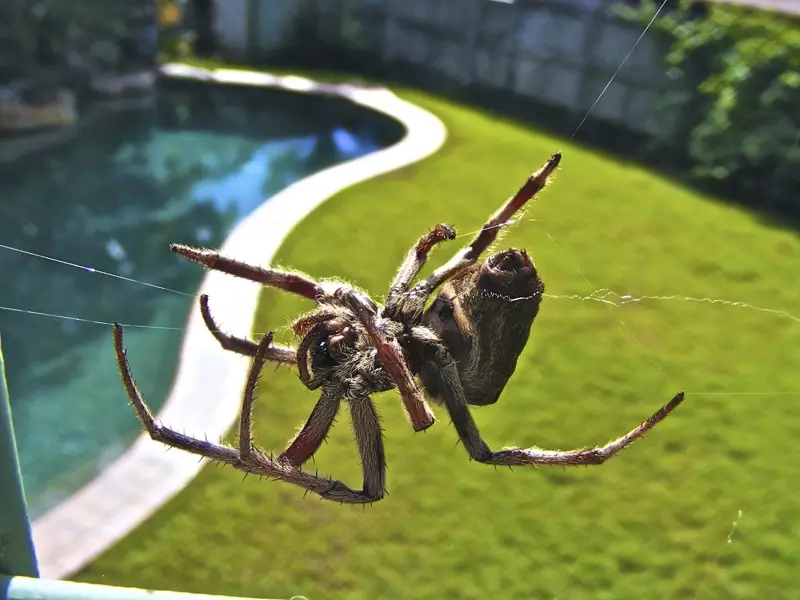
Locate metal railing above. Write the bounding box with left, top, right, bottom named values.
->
left=0, top=336, right=285, bottom=600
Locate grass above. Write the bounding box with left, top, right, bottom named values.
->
left=76, top=71, right=800, bottom=599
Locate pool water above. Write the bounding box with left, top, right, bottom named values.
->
left=0, top=78, right=403, bottom=518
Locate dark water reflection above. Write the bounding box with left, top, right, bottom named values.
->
left=0, top=79, right=403, bottom=517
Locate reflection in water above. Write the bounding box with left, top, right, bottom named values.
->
left=0, top=83, right=401, bottom=517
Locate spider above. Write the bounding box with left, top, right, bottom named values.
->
left=113, top=152, right=685, bottom=505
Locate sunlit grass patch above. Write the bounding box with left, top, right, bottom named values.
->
left=78, top=72, right=800, bottom=600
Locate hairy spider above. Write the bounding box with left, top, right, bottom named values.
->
left=113, top=152, right=685, bottom=504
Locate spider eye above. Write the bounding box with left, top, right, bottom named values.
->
left=311, top=340, right=331, bottom=370
left=437, top=300, right=454, bottom=319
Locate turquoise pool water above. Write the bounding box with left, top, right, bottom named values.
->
left=0, top=78, right=403, bottom=518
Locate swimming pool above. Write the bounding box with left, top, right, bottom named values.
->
left=0, top=76, right=404, bottom=518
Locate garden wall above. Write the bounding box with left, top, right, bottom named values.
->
left=210, top=0, right=799, bottom=221
left=211, top=0, right=683, bottom=141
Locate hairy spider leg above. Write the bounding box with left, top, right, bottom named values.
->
left=338, top=289, right=437, bottom=432
left=174, top=237, right=436, bottom=431
left=409, top=152, right=561, bottom=300
left=200, top=294, right=296, bottom=363
left=428, top=345, right=684, bottom=466
left=113, top=324, right=386, bottom=504
left=387, top=223, right=457, bottom=302
left=280, top=393, right=341, bottom=467
left=171, top=242, right=322, bottom=363
left=383, top=223, right=457, bottom=324
left=171, top=243, right=329, bottom=301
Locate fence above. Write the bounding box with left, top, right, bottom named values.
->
left=211, top=0, right=683, bottom=141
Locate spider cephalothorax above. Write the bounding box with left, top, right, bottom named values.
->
left=291, top=302, right=393, bottom=398
left=113, top=152, right=685, bottom=504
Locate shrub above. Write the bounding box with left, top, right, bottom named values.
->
left=620, top=0, right=800, bottom=215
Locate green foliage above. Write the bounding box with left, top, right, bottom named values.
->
left=75, top=74, right=800, bottom=599
left=27, top=0, right=129, bottom=70
left=0, top=0, right=151, bottom=81
left=159, top=31, right=195, bottom=64
left=619, top=1, right=800, bottom=212
left=158, top=0, right=195, bottom=63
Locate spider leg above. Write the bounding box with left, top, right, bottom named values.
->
left=113, top=324, right=384, bottom=503
left=171, top=243, right=328, bottom=302
left=232, top=331, right=383, bottom=502
left=199, top=294, right=296, bottom=363
left=347, top=395, right=386, bottom=501
left=280, top=393, right=341, bottom=467
left=386, top=223, right=456, bottom=303
left=338, top=289, right=436, bottom=432
left=114, top=323, right=249, bottom=465
left=409, top=152, right=561, bottom=299
left=430, top=347, right=684, bottom=467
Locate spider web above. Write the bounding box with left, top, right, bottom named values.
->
left=495, top=3, right=794, bottom=595
left=0, top=0, right=797, bottom=596
left=444, top=2, right=795, bottom=595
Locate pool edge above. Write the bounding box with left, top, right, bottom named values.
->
left=30, top=63, right=447, bottom=580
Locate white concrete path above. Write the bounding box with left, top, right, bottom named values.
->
left=31, top=63, right=447, bottom=579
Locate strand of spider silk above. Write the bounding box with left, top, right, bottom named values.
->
left=452, top=217, right=523, bottom=239
left=542, top=217, right=755, bottom=595
left=569, top=0, right=670, bottom=140
left=0, top=243, right=193, bottom=297
left=535, top=1, right=707, bottom=592
left=457, top=284, right=800, bottom=331
left=539, top=289, right=800, bottom=325
left=0, top=304, right=300, bottom=341
left=542, top=230, right=681, bottom=597
left=4, top=305, right=794, bottom=394
left=691, top=509, right=744, bottom=600
left=688, top=392, right=800, bottom=396
left=0, top=304, right=184, bottom=331
left=535, top=291, right=800, bottom=396
left=541, top=230, right=678, bottom=386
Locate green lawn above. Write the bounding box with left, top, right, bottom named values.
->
left=77, top=74, right=800, bottom=600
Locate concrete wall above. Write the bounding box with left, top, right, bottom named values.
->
left=379, top=0, right=676, bottom=137
left=212, top=0, right=683, bottom=138
left=212, top=0, right=250, bottom=58
left=212, top=0, right=312, bottom=57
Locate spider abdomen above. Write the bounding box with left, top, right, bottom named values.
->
left=420, top=248, right=543, bottom=406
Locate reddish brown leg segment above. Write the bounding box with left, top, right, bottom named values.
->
left=412, top=152, right=561, bottom=296
left=171, top=243, right=327, bottom=301
left=342, top=291, right=436, bottom=432
left=280, top=394, right=341, bottom=467
left=431, top=352, right=685, bottom=467
left=199, top=295, right=296, bottom=363
left=387, top=223, right=456, bottom=300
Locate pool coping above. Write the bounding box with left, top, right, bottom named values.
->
left=30, top=63, right=447, bottom=580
